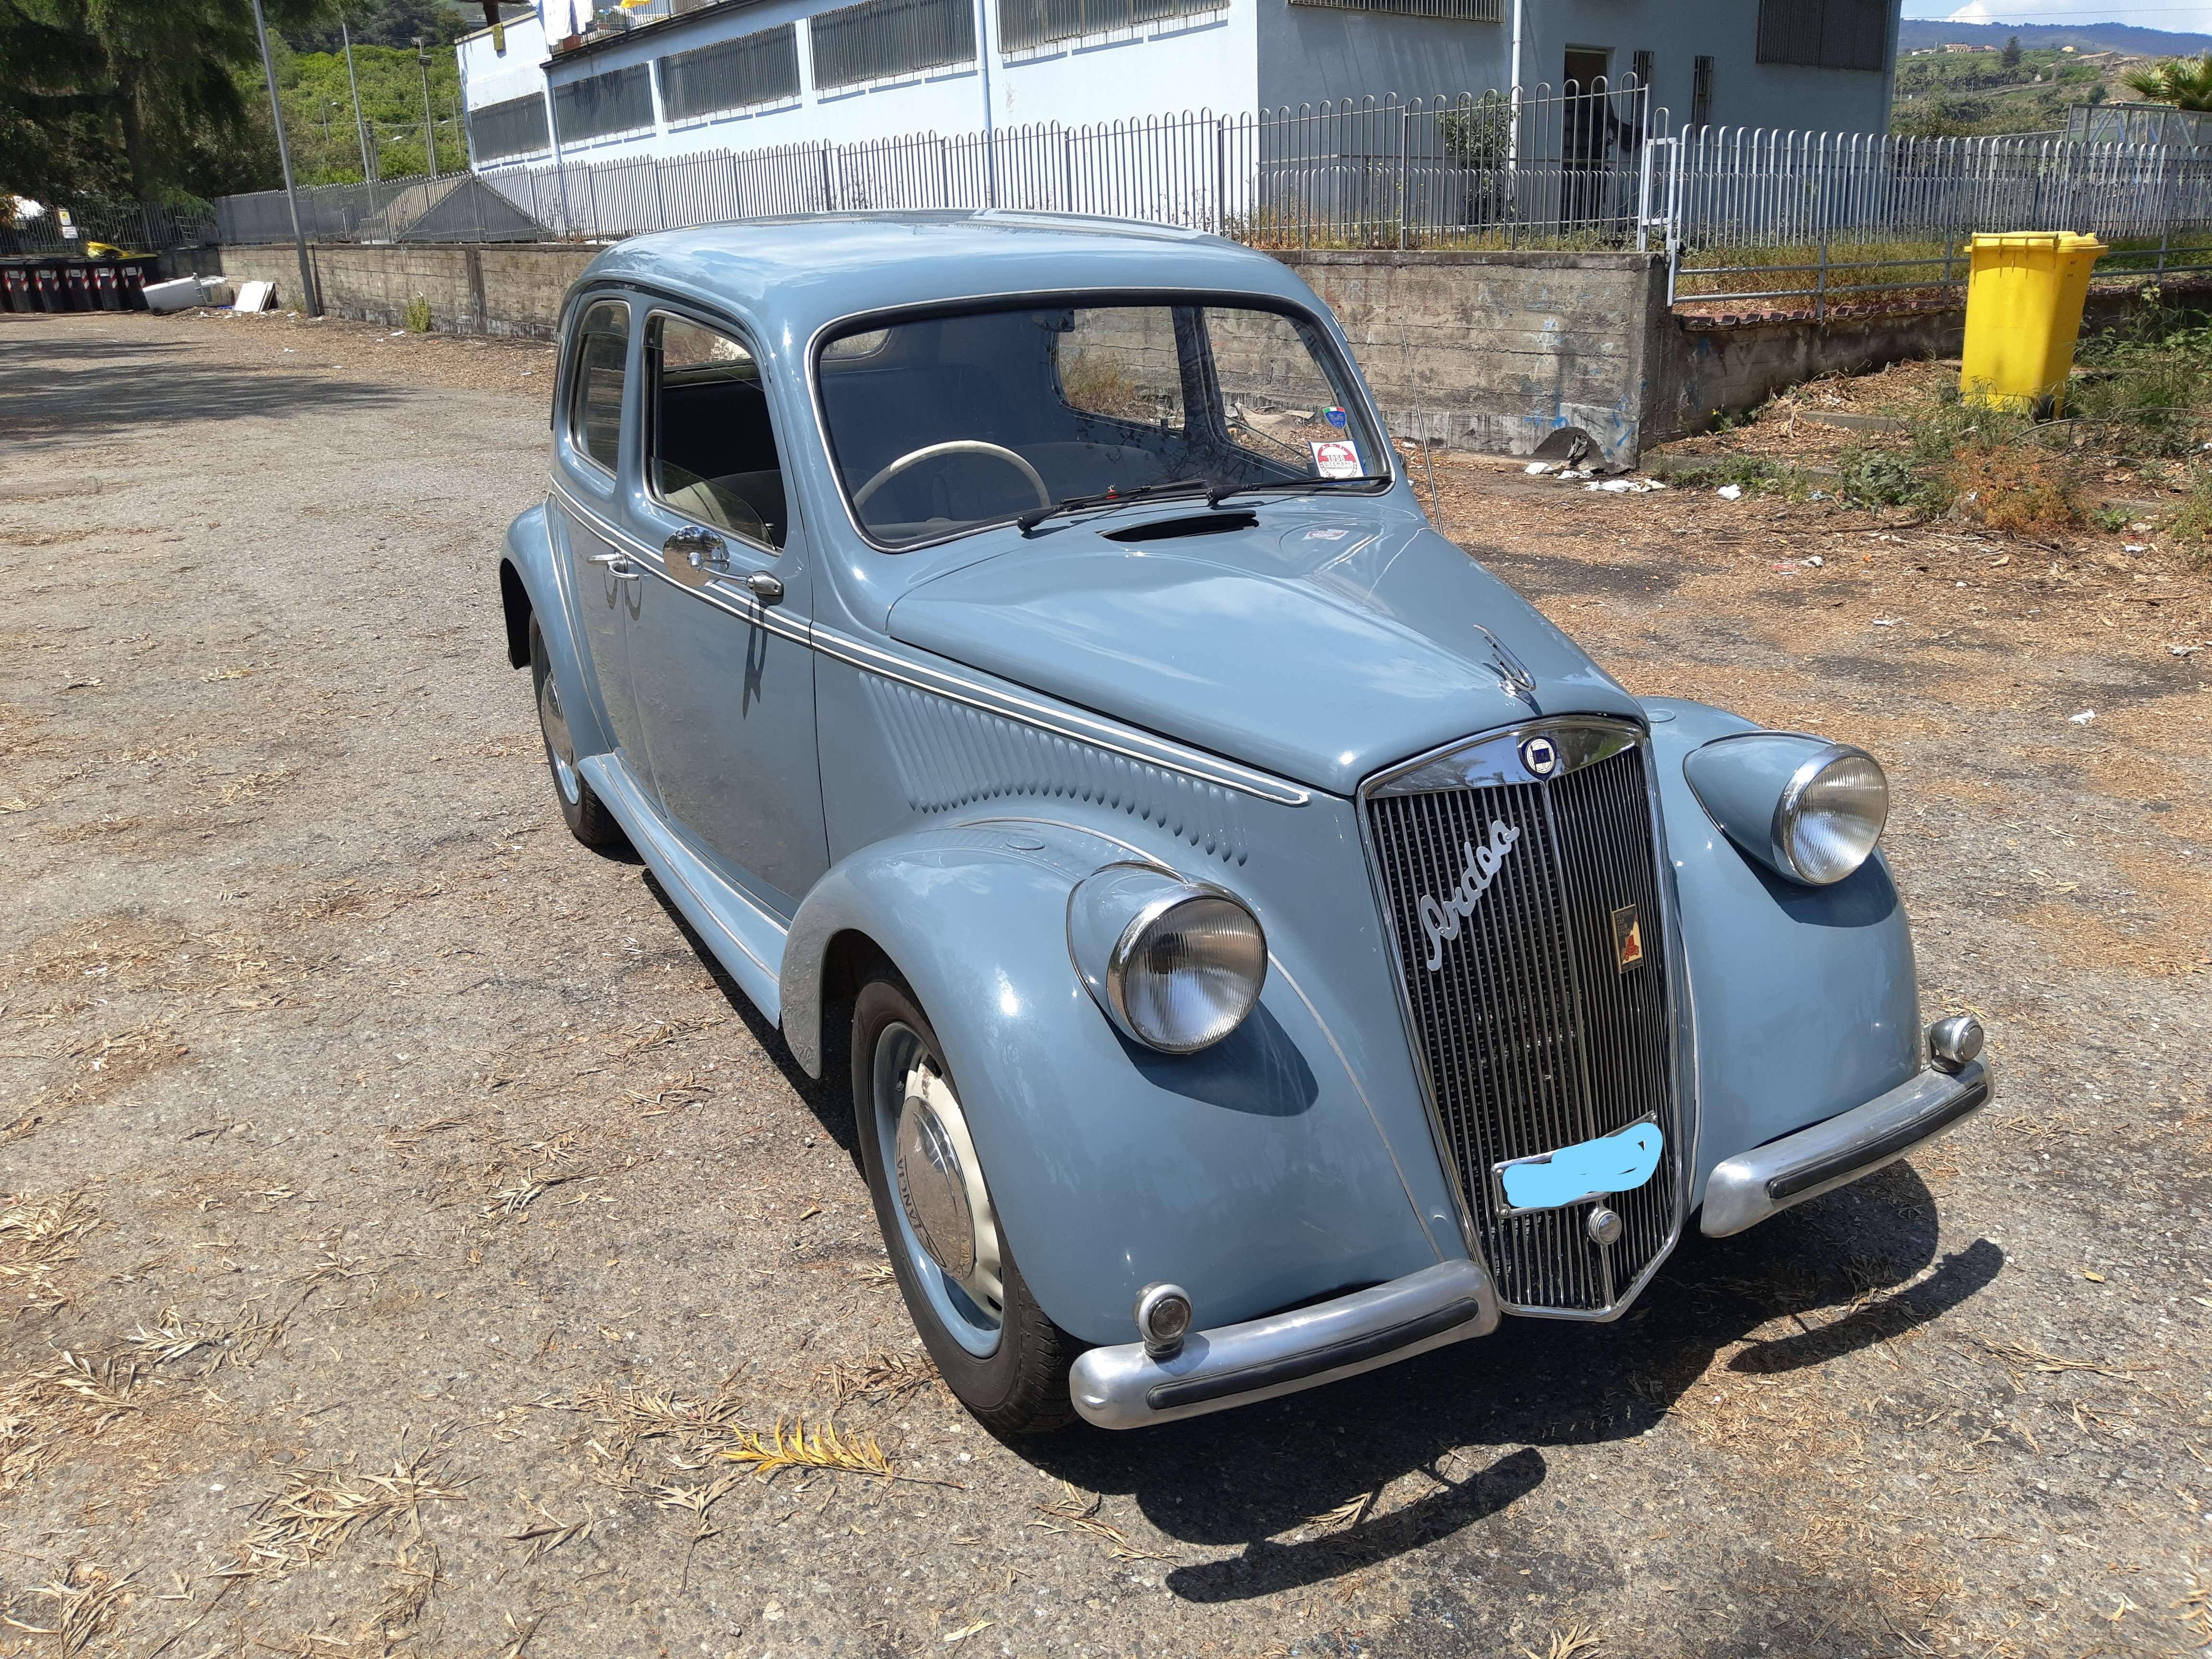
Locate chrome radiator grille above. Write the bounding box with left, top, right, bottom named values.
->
left=1362, top=734, right=1679, bottom=1314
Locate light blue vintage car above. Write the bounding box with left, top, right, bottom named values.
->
left=496, top=212, right=1990, bottom=1434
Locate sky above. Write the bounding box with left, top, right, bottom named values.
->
left=1899, top=1, right=2212, bottom=29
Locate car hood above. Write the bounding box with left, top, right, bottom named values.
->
left=884, top=509, right=1642, bottom=798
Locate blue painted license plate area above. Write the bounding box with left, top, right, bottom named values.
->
left=1497, top=1122, right=1665, bottom=1213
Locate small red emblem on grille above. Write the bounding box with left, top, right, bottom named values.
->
left=1611, top=905, right=1645, bottom=973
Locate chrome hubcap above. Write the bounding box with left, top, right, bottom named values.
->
left=875, top=1025, right=1003, bottom=1356
left=536, top=665, right=580, bottom=805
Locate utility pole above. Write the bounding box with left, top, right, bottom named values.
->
left=251, top=0, right=321, bottom=316
left=343, top=17, right=376, bottom=181
left=415, top=36, right=441, bottom=177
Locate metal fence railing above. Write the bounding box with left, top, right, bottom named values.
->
left=201, top=80, right=2212, bottom=314
left=1666, top=126, right=2212, bottom=314
left=1, top=201, right=216, bottom=258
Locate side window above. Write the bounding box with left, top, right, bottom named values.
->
left=647, top=313, right=787, bottom=550
left=569, top=298, right=629, bottom=475
left=1054, top=307, right=1186, bottom=432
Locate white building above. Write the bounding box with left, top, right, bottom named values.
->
left=457, top=0, right=1900, bottom=173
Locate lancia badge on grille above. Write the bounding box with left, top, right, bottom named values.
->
left=1611, top=904, right=1646, bottom=973
left=1520, top=735, right=1559, bottom=778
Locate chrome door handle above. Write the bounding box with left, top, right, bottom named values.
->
left=744, top=570, right=783, bottom=604
left=591, top=552, right=639, bottom=582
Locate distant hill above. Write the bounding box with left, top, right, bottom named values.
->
left=1898, top=19, right=2212, bottom=58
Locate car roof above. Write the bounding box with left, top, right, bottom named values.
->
left=574, top=211, right=1324, bottom=343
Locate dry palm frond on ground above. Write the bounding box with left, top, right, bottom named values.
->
left=504, top=1497, right=591, bottom=1563
left=1029, top=1482, right=1176, bottom=1563
left=718, top=1418, right=898, bottom=1482
left=819, top=1350, right=942, bottom=1407
left=1522, top=1623, right=1603, bottom=1659
left=3, top=1561, right=136, bottom=1656
left=228, top=1436, right=466, bottom=1577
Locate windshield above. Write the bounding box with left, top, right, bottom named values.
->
left=816, top=300, right=1387, bottom=548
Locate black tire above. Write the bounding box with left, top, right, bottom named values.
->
left=529, top=615, right=626, bottom=851
left=851, top=974, right=1080, bottom=1434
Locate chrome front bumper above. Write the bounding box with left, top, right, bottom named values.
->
left=1068, top=1260, right=1500, bottom=1430
left=1701, top=1058, right=1992, bottom=1238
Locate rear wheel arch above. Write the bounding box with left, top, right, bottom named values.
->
left=499, top=558, right=532, bottom=670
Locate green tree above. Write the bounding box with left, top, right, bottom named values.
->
left=2122, top=52, right=2212, bottom=111
left=0, top=0, right=334, bottom=202
left=2001, top=35, right=2021, bottom=71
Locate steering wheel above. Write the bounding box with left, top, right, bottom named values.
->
left=853, top=440, right=1052, bottom=513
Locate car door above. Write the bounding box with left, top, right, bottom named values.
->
left=623, top=305, right=828, bottom=916
left=552, top=294, right=646, bottom=766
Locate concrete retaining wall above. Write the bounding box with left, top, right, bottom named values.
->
left=224, top=238, right=2144, bottom=462
left=1280, top=250, right=1670, bottom=465
left=213, top=242, right=594, bottom=339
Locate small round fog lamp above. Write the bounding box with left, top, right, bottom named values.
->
left=1929, top=1013, right=1984, bottom=1073
left=1135, top=1283, right=1193, bottom=1359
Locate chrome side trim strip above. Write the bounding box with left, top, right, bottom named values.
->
left=547, top=475, right=1309, bottom=807
left=1701, top=1059, right=1991, bottom=1238
left=1069, top=1259, right=1498, bottom=1429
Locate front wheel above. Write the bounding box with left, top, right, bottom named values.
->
left=851, top=974, right=1079, bottom=1434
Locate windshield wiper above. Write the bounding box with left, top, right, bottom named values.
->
left=1016, top=477, right=1217, bottom=535
left=1206, top=475, right=1391, bottom=505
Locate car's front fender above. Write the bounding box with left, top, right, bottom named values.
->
left=779, top=822, right=1448, bottom=1346
left=1644, top=699, right=1924, bottom=1204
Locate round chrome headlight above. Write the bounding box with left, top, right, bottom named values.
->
left=1775, top=747, right=1889, bottom=885
left=1107, top=887, right=1267, bottom=1054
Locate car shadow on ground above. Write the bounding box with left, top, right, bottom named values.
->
left=641, top=877, right=2004, bottom=1603
left=0, top=327, right=412, bottom=447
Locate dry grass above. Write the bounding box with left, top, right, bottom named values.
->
left=1945, top=442, right=2085, bottom=537
left=228, top=1436, right=466, bottom=1578
left=717, top=1419, right=896, bottom=1482
left=0, top=1190, right=99, bottom=1316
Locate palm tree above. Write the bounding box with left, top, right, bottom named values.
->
left=2122, top=52, right=2212, bottom=111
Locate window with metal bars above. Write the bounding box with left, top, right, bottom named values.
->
left=1630, top=49, right=1652, bottom=92
left=809, top=0, right=975, bottom=90
left=1690, top=53, right=1713, bottom=125
left=997, top=0, right=1211, bottom=54
left=1284, top=0, right=1500, bottom=19
left=467, top=92, right=551, bottom=162
left=659, top=24, right=801, bottom=120
left=552, top=62, right=655, bottom=144
left=1755, top=0, right=1887, bottom=72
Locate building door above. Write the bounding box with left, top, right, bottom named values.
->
left=1563, top=47, right=1614, bottom=230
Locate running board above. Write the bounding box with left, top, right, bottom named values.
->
left=577, top=754, right=787, bottom=1024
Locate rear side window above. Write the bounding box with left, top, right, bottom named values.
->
left=647, top=313, right=787, bottom=549
left=570, top=299, right=629, bottom=474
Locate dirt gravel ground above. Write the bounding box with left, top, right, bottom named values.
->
left=2, top=307, right=2209, bottom=1659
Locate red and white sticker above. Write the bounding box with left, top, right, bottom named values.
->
left=1310, top=440, right=1363, bottom=479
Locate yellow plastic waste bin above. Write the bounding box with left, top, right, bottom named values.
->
left=1959, top=231, right=2106, bottom=416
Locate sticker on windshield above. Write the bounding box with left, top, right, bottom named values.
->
left=1310, top=440, right=1363, bottom=479
left=1323, top=406, right=1349, bottom=428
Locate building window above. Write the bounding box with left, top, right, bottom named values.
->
left=1630, top=49, right=1653, bottom=92
left=552, top=62, right=654, bottom=144
left=1285, top=0, right=1500, bottom=18
left=1755, top=0, right=1887, bottom=72
left=998, top=0, right=1218, bottom=53
left=468, top=92, right=551, bottom=162
left=809, top=0, right=975, bottom=91
left=1690, top=54, right=1713, bottom=125
left=659, top=24, right=802, bottom=120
